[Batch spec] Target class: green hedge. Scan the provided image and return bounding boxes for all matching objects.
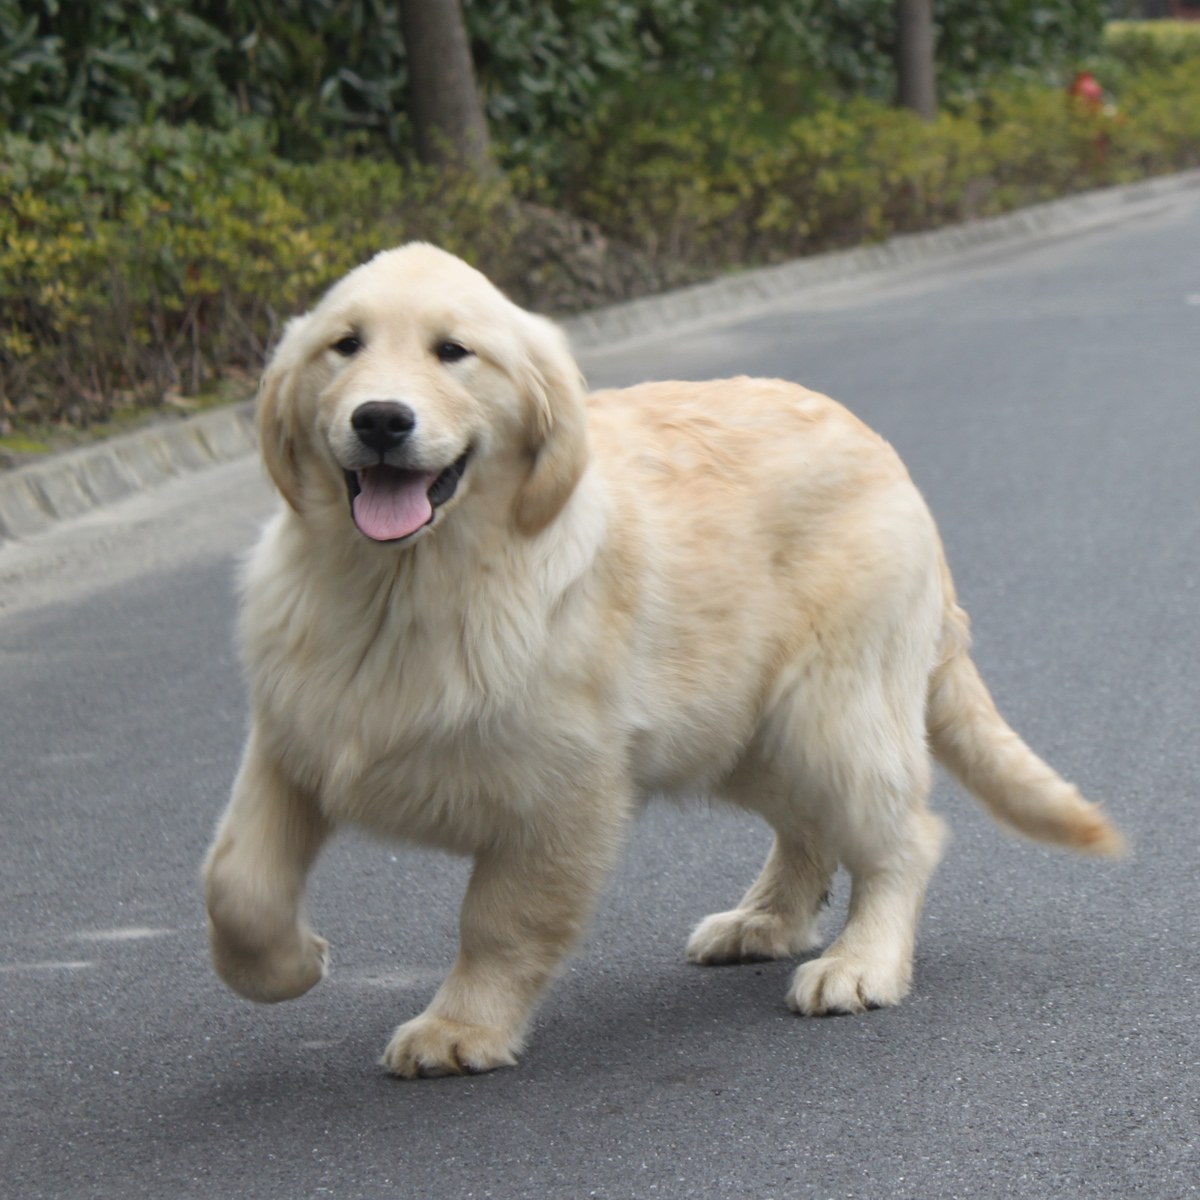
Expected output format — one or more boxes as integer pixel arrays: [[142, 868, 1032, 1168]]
[[3, 44, 1199, 437], [1103, 18, 1200, 70], [548, 39, 1200, 274], [3, 0, 1106, 173], [1091, 19, 1200, 92], [0, 124, 518, 427]]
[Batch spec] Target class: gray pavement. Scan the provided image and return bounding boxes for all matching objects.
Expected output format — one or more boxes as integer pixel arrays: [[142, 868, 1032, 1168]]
[[2, 177, 1199, 1199]]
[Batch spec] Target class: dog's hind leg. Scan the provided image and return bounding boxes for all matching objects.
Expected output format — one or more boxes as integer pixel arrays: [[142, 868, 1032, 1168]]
[[778, 680, 947, 1015], [787, 802, 945, 1014], [202, 727, 332, 1003], [746, 596, 948, 1015]]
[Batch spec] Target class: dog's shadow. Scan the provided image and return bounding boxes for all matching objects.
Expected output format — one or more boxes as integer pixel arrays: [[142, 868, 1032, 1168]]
[[536, 952, 804, 1073]]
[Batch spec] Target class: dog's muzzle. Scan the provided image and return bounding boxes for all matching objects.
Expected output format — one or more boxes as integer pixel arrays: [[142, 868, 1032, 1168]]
[[343, 451, 470, 543]]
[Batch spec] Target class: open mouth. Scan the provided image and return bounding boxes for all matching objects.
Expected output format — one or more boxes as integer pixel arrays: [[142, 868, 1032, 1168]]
[[343, 450, 470, 543]]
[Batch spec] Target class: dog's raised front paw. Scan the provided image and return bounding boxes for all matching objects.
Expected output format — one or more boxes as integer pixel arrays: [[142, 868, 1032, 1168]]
[[210, 923, 330, 1004], [381, 1014, 520, 1079]]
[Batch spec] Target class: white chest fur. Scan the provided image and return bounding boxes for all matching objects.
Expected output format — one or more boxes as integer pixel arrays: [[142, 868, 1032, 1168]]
[[238, 486, 616, 850]]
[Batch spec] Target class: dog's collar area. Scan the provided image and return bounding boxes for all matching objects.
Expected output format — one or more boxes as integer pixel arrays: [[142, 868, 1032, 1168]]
[[342, 449, 471, 543]]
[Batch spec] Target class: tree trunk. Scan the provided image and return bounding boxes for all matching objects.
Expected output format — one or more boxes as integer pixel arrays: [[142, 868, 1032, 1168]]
[[896, 0, 937, 121], [399, 0, 495, 174]]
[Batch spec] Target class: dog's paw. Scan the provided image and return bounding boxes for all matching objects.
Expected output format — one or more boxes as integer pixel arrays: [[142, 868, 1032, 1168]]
[[381, 1015, 520, 1079], [686, 909, 820, 965], [210, 923, 330, 1004], [787, 953, 908, 1016]]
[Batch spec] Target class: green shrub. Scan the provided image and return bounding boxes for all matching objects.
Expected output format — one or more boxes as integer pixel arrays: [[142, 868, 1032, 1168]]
[[551, 51, 1194, 280], [1, 0, 1108, 177], [0, 124, 516, 428], [934, 0, 1107, 93], [270, 157, 521, 280], [0, 0, 235, 137], [1103, 19, 1200, 72], [0, 0, 411, 158], [1102, 59, 1200, 176], [3, 43, 1198, 439]]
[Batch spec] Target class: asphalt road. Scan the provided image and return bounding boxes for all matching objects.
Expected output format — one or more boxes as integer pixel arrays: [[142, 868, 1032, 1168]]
[[2, 189, 1198, 1200]]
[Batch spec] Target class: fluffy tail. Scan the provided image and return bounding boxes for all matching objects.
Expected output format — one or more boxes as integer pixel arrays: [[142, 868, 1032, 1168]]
[[926, 563, 1125, 857]]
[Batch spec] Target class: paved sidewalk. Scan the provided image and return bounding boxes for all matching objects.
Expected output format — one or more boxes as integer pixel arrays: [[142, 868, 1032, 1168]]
[[3, 167, 1198, 544]]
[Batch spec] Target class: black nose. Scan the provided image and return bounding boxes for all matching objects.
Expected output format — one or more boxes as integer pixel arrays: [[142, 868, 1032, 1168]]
[[351, 401, 416, 455]]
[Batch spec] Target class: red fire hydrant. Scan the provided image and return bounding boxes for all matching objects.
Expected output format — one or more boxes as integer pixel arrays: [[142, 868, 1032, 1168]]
[[1069, 71, 1104, 111], [1067, 71, 1109, 169]]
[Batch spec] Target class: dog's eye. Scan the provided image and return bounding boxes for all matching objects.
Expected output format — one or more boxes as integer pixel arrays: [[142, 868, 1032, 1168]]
[[435, 340, 471, 365], [332, 335, 362, 358]]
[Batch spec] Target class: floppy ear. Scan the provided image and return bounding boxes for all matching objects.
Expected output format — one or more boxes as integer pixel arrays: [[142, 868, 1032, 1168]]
[[256, 316, 310, 513], [512, 312, 590, 536]]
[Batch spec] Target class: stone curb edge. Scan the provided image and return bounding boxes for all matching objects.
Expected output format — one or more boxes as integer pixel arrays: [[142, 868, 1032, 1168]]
[[0, 404, 258, 543], [3, 167, 1198, 546]]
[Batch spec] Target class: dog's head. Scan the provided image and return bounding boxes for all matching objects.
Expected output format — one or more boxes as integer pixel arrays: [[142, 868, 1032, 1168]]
[[258, 243, 589, 543]]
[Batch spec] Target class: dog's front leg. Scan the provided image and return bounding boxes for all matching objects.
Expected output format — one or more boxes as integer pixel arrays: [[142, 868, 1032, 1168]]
[[382, 803, 625, 1078], [202, 727, 332, 1003]]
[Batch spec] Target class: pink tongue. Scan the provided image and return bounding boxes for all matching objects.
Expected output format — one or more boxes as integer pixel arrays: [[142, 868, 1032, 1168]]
[[352, 467, 438, 541]]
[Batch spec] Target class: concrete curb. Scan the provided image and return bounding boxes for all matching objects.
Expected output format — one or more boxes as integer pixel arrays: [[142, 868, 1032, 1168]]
[[3, 167, 1198, 545], [0, 404, 257, 542]]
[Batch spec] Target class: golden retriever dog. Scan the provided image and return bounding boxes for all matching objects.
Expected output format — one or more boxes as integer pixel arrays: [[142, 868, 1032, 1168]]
[[202, 242, 1123, 1078]]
